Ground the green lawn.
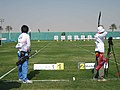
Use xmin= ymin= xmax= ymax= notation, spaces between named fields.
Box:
xmin=0 ymin=40 xmax=120 ymax=90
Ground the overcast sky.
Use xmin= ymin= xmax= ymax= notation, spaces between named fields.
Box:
xmin=0 ymin=0 xmax=120 ymax=32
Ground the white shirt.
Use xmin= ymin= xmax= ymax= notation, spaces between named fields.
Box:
xmin=16 ymin=33 xmax=30 ymax=52
xmin=95 ymin=31 xmax=107 ymax=53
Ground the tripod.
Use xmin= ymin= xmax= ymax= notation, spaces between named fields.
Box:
xmin=105 ymin=37 xmax=120 ymax=77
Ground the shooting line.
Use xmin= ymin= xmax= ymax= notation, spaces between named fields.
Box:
xmin=7 ymin=79 xmax=70 ymax=82
xmin=32 ymin=79 xmax=69 ymax=82
xmin=4 ymin=77 xmax=120 ymax=83
xmin=0 ymin=43 xmax=50 ymax=80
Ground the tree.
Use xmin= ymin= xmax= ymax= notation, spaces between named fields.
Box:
xmin=109 ymin=24 xmax=117 ymax=32
xmin=5 ymin=25 xmax=12 ymax=32
xmin=61 ymin=32 xmax=65 ymax=36
xmin=5 ymin=25 xmax=12 ymax=40
xmin=0 ymin=26 xmax=3 ymax=33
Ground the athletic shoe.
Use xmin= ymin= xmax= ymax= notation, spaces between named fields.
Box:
xmin=23 ymin=80 xmax=33 ymax=83
xmin=19 ymin=79 xmax=23 ymax=81
xmin=98 ymin=78 xmax=107 ymax=82
xmin=92 ymin=77 xmax=98 ymax=81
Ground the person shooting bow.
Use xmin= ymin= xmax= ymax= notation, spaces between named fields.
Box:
xmin=93 ymin=25 xmax=108 ymax=81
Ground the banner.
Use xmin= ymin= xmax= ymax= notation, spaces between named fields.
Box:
xmin=34 ymin=63 xmax=64 ymax=70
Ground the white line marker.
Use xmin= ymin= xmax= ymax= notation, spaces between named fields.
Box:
xmin=0 ymin=67 xmax=17 ymax=80
xmin=5 ymin=79 xmax=70 ymax=82
xmin=29 ymin=43 xmax=50 ymax=58
xmin=32 ymin=79 xmax=70 ymax=82
xmin=4 ymin=78 xmax=120 ymax=83
xmin=0 ymin=43 xmax=50 ymax=80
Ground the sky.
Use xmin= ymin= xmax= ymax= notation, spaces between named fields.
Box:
xmin=0 ymin=0 xmax=120 ymax=32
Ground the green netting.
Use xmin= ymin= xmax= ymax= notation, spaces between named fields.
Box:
xmin=1 ymin=31 xmax=120 ymax=41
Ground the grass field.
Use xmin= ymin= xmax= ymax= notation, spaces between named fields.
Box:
xmin=0 ymin=40 xmax=120 ymax=90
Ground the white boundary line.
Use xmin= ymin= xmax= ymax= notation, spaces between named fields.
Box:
xmin=80 ymin=78 xmax=120 ymax=81
xmin=0 ymin=66 xmax=17 ymax=79
xmin=4 ymin=78 xmax=120 ymax=83
xmin=32 ymin=79 xmax=69 ymax=82
xmin=5 ymin=79 xmax=70 ymax=82
xmin=29 ymin=43 xmax=50 ymax=58
xmin=0 ymin=43 xmax=50 ymax=80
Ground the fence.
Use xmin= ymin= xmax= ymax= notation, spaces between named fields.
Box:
xmin=1 ymin=31 xmax=120 ymax=42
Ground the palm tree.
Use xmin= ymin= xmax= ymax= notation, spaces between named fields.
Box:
xmin=109 ymin=24 xmax=117 ymax=32
xmin=61 ymin=32 xmax=65 ymax=36
xmin=5 ymin=26 xmax=12 ymax=32
xmin=0 ymin=26 xmax=3 ymax=33
xmin=5 ymin=25 xmax=12 ymax=40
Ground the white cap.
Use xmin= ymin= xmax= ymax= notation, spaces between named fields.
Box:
xmin=97 ymin=26 xmax=105 ymax=33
